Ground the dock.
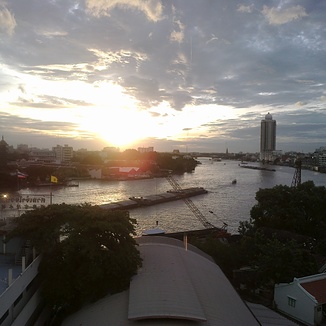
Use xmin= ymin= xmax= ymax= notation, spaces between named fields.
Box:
xmin=100 ymin=187 xmax=208 ymax=211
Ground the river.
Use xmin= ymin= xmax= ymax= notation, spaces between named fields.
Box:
xmin=15 ymin=159 xmax=326 ymax=235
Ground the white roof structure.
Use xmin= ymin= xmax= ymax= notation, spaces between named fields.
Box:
xmin=62 ymin=236 xmax=260 ymax=325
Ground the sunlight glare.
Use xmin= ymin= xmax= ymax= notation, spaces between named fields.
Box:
xmin=80 ymin=106 xmax=153 ymax=147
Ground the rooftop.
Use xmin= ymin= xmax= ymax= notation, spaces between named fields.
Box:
xmin=300 ymin=274 xmax=326 ymax=303
xmin=63 ymin=236 xmax=260 ymax=325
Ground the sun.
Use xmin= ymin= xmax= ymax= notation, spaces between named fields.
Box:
xmin=80 ymin=105 xmax=153 ymax=148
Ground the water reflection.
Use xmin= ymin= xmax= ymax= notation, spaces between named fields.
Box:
xmin=10 ymin=159 xmax=326 ymax=235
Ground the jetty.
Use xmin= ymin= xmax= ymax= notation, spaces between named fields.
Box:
xmin=100 ymin=187 xmax=208 ymax=211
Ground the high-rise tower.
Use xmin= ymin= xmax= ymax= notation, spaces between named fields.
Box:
xmin=260 ymin=112 xmax=276 ymax=162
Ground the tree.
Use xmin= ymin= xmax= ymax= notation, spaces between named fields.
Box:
xmin=240 ymin=231 xmax=317 ymax=287
xmin=192 ymin=235 xmax=246 ymax=280
xmin=156 ymin=153 xmax=199 ymax=173
xmin=9 ymin=204 xmax=142 ymax=315
xmin=247 ymin=181 xmax=326 ymax=239
xmin=234 ymin=181 xmax=325 ymax=291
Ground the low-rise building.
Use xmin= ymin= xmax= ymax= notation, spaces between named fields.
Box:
xmin=29 ymin=148 xmax=56 ymax=163
xmin=274 ymin=273 xmax=326 ymax=325
xmin=318 ymin=153 xmax=326 ymax=167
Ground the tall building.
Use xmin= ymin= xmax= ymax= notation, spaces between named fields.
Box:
xmin=52 ymin=144 xmax=73 ymax=163
xmin=260 ymin=112 xmax=276 ymax=162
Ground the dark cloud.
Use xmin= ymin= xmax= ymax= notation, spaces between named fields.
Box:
xmin=0 ymin=0 xmax=325 ymax=152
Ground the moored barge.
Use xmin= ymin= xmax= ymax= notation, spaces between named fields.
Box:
xmin=100 ymin=187 xmax=208 ymax=211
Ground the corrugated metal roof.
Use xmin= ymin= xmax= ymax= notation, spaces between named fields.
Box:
xmin=128 ymin=243 xmax=207 ymax=321
xmin=62 ymin=236 xmax=260 ymax=325
xmin=246 ymin=302 xmax=299 ymax=325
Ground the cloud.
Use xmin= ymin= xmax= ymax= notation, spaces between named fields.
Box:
xmin=262 ymin=5 xmax=308 ymax=25
xmin=10 ymin=95 xmax=92 ymax=109
xmin=121 ymin=75 xmax=161 ymax=106
xmin=237 ymin=4 xmax=254 ymax=14
xmin=0 ymin=0 xmax=325 ymax=153
xmin=85 ymin=0 xmax=163 ymax=22
xmin=170 ymin=19 xmax=185 ymax=43
xmin=0 ymin=3 xmax=16 ymax=35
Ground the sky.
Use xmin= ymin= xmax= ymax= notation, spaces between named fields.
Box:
xmin=0 ymin=0 xmax=325 ymax=153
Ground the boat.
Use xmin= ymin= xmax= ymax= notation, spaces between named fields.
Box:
xmin=232 ymin=179 xmax=237 ymax=184
xmin=211 ymin=157 xmax=222 ymax=162
xmin=239 ymin=165 xmax=276 ymax=172
xmin=65 ymin=182 xmax=79 ymax=187
xmin=25 ymin=181 xmax=79 ymax=188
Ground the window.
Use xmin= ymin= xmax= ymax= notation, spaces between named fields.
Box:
xmin=14 ymin=293 xmax=23 ymax=306
xmin=0 ymin=310 xmax=9 ymax=324
xmin=288 ymin=296 xmax=296 ymax=307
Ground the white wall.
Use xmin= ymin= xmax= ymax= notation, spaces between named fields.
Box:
xmin=88 ymin=168 xmax=102 ymax=179
xmin=274 ymin=281 xmax=316 ymax=325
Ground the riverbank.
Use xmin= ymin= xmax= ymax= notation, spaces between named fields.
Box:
xmin=4 ymin=159 xmax=325 ymax=235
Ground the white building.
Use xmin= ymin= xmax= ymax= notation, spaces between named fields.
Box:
xmin=88 ymin=168 xmax=102 ymax=179
xmin=29 ymin=148 xmax=56 ymax=163
xmin=0 ymin=236 xmax=47 ymax=326
xmin=274 ymin=273 xmax=326 ymax=325
xmin=52 ymin=144 xmax=73 ymax=163
xmin=260 ymin=113 xmax=276 ymax=162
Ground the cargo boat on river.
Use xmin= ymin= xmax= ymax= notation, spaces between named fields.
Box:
xmin=239 ymin=165 xmax=276 ymax=172
xmin=100 ymin=187 xmax=208 ymax=211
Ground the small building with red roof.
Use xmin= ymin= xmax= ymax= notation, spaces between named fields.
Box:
xmin=274 ymin=273 xmax=326 ymax=325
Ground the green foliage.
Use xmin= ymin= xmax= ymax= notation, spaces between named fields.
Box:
xmin=249 ymin=181 xmax=326 ymax=239
xmin=156 ymin=153 xmax=198 ymax=172
xmin=0 ymin=172 xmax=20 ymax=191
xmin=241 ymin=231 xmax=317 ymax=287
xmin=193 ymin=181 xmax=323 ymax=293
xmin=121 ymin=149 xmax=141 ymax=161
xmin=193 ymin=236 xmax=246 ymax=279
xmin=233 ymin=181 xmax=325 ymax=290
xmin=9 ymin=204 xmax=142 ymax=314
xmin=195 ymin=231 xmax=317 ymax=290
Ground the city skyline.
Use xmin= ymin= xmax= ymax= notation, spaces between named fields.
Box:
xmin=1 ymin=1 xmax=326 ymax=153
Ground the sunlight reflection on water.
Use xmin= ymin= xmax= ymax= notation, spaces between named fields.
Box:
xmin=18 ymin=159 xmax=326 ymax=235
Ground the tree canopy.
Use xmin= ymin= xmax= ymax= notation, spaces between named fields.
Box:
xmin=232 ymin=181 xmax=325 ymax=289
xmin=9 ymin=204 xmax=142 ymax=315
xmin=194 ymin=181 xmax=325 ymax=294
xmin=244 ymin=181 xmax=326 ymax=240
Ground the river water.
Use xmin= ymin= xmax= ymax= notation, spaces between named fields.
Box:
xmin=16 ymin=159 xmax=326 ymax=235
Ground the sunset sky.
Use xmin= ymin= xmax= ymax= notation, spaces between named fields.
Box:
xmin=0 ymin=0 xmax=325 ymax=153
